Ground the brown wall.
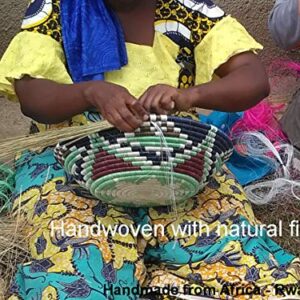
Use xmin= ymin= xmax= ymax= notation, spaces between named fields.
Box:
xmin=0 ymin=1 xmax=26 ymax=57
xmin=0 ymin=1 xmax=30 ymax=139
xmin=1 ymin=0 xmax=299 ymax=62
xmin=218 ymin=0 xmax=299 ymax=64
xmin=0 ymin=0 xmax=299 ymax=138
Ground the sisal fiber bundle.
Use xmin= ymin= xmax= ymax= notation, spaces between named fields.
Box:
xmin=235 ymin=132 xmax=300 ymax=205
xmin=0 ymin=121 xmax=113 ymax=163
xmin=0 ymin=211 xmax=30 ymax=298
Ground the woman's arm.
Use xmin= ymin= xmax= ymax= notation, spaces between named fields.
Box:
xmin=139 ymin=52 xmax=270 ymax=113
xmin=184 ymin=52 xmax=270 ymax=112
xmin=269 ymin=0 xmax=300 ymax=50
xmin=15 ymin=77 xmax=92 ymax=124
xmin=15 ymin=77 xmax=148 ymax=132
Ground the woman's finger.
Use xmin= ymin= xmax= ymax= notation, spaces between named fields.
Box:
xmin=110 ymin=109 xmax=136 ymax=132
xmin=103 ymin=111 xmax=115 ymax=126
xmin=153 ymin=96 xmax=168 ymax=114
xmin=118 ymin=104 xmax=143 ymax=130
xmin=161 ymin=96 xmax=175 ymax=111
xmin=128 ymin=100 xmax=149 ymax=121
xmin=139 ymin=89 xmax=154 ymax=112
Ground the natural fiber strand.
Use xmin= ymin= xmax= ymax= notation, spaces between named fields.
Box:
xmin=150 ymin=121 xmax=177 ymax=206
xmin=231 ymin=100 xmax=287 ymax=143
xmin=235 ymin=132 xmax=300 ymax=205
xmin=0 ymin=165 xmax=15 ymax=214
xmin=0 ymin=210 xmax=30 ymax=298
xmin=0 ymin=120 xmax=113 ymax=162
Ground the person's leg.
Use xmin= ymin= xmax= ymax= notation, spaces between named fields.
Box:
xmin=144 ymin=168 xmax=300 ymax=299
xmin=8 ymin=149 xmax=146 ymax=299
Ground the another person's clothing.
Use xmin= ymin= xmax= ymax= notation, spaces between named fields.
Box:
xmin=1 ymin=0 xmax=300 ymax=299
xmin=269 ymin=0 xmax=300 ymax=49
xmin=281 ymin=89 xmax=300 ymax=149
xmin=269 ymin=0 xmax=300 ymax=148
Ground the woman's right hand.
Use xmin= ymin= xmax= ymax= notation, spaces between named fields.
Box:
xmin=84 ymin=81 xmax=149 ymax=132
xmin=16 ymin=78 xmax=148 ymax=131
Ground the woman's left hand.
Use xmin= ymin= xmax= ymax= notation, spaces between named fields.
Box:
xmin=139 ymin=84 xmax=193 ymax=114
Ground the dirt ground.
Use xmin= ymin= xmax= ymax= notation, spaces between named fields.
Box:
xmin=0 ymin=97 xmax=30 ymax=139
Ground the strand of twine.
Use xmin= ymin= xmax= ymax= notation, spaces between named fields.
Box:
xmin=0 ymin=121 xmax=113 ymax=162
xmin=236 ymin=132 xmax=300 ymax=205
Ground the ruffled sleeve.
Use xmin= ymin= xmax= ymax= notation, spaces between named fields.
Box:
xmin=0 ymin=31 xmax=72 ymax=101
xmin=195 ymin=16 xmax=263 ymax=85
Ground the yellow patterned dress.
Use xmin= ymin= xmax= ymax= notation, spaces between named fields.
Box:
xmin=0 ymin=0 xmax=299 ymax=299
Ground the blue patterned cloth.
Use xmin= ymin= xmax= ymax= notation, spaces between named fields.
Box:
xmin=60 ymin=0 xmax=128 ymax=82
xmin=10 ymin=149 xmax=298 ymax=299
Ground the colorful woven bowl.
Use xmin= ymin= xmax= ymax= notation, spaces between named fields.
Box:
xmin=54 ymin=115 xmax=233 ymax=207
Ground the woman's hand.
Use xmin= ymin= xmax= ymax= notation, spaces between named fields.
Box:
xmin=84 ymin=81 xmax=148 ymax=132
xmin=16 ymin=78 xmax=148 ymax=131
xmin=138 ymin=53 xmax=269 ymax=114
xmin=139 ymin=84 xmax=194 ymax=114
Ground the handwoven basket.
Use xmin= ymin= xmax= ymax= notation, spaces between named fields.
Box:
xmin=54 ymin=115 xmax=233 ymax=207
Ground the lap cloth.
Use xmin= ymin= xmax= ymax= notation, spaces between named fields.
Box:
xmin=9 ymin=148 xmax=300 ymax=300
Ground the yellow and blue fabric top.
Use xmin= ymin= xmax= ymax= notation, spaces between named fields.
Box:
xmin=0 ymin=0 xmax=262 ymax=103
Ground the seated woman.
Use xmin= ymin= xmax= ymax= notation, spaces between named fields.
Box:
xmin=0 ymin=0 xmax=299 ymax=299
xmin=269 ymin=0 xmax=300 ymax=149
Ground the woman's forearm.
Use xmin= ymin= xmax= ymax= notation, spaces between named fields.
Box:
xmin=15 ymin=77 xmax=148 ymax=132
xmin=189 ymin=65 xmax=269 ymax=112
xmin=15 ymin=77 xmax=92 ymax=124
xmin=188 ymin=54 xmax=270 ymax=112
